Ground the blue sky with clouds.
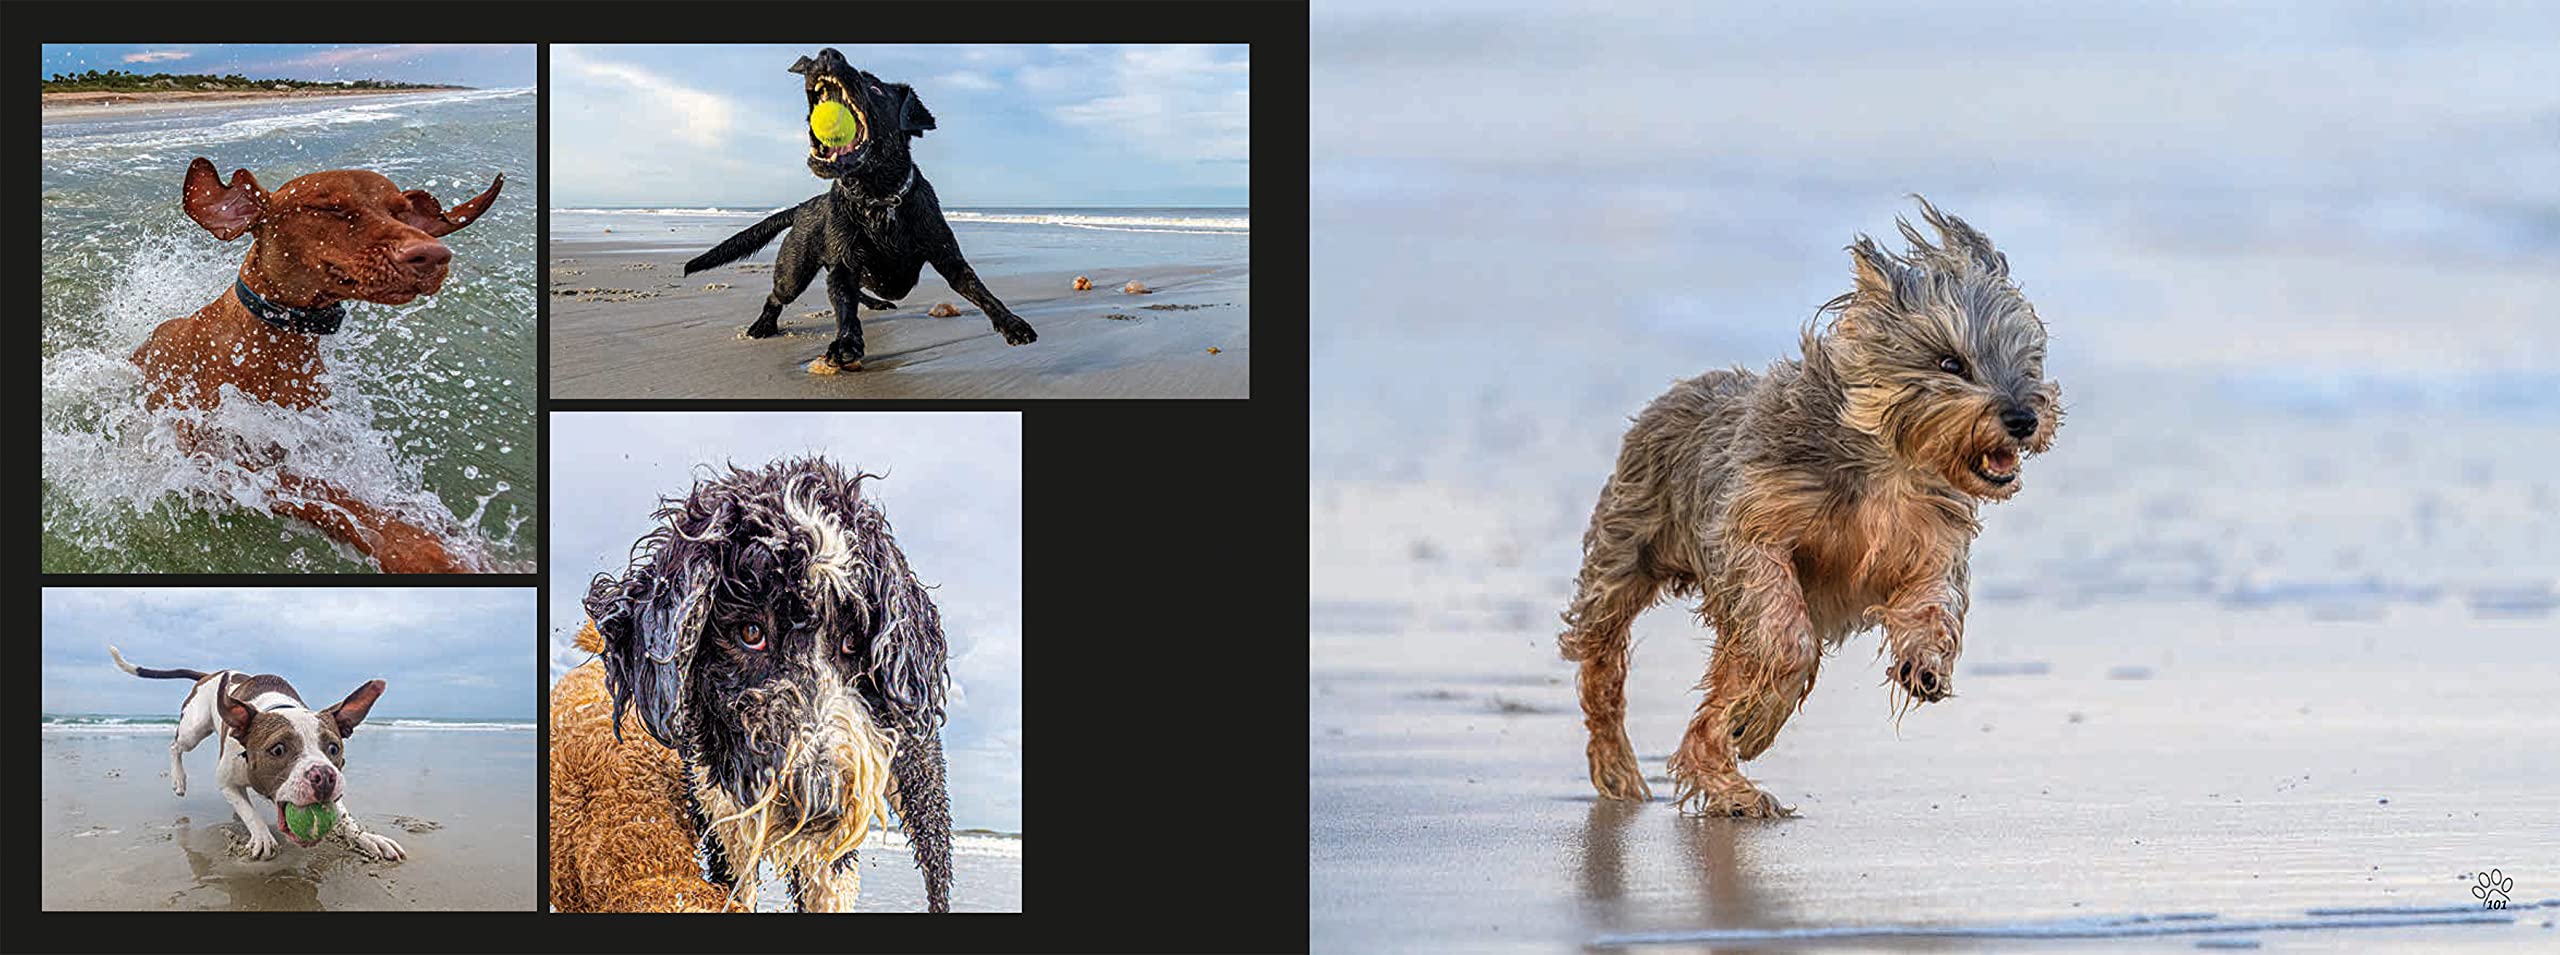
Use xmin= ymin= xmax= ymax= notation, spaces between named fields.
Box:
xmin=42 ymin=588 xmax=535 ymax=720
xmin=41 ymin=44 xmax=532 ymax=89
xmin=549 ymin=411 xmax=1021 ymax=832
xmin=551 ymin=44 xmax=1248 ymax=208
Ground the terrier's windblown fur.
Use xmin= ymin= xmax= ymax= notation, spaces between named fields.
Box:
xmin=1559 ymin=198 xmax=2061 ymax=817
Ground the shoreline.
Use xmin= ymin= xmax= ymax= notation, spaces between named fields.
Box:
xmin=42 ymin=87 xmax=462 ymax=120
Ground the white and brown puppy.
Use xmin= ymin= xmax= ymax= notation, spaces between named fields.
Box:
xmin=109 ymin=645 xmax=406 ymax=861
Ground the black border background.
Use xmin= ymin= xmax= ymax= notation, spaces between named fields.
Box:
xmin=14 ymin=4 xmax=1310 ymax=952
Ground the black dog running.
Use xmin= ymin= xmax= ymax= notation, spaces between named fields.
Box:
xmin=685 ymin=48 xmax=1038 ymax=372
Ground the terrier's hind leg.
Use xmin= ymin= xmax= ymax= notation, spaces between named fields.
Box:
xmin=1670 ymin=544 xmax=1815 ymax=818
xmin=1559 ymin=506 xmax=1668 ymax=801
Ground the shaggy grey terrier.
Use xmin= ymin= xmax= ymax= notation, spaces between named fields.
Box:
xmin=1559 ymin=198 xmax=2062 ymax=817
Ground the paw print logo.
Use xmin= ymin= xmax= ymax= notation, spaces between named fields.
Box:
xmin=2471 ymin=868 xmax=2513 ymax=910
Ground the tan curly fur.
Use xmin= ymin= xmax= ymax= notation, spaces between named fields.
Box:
xmin=550 ymin=622 xmax=742 ymax=912
xmin=1558 ymin=197 xmax=2063 ymax=818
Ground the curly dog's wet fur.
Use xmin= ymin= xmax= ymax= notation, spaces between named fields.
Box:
xmin=1559 ymin=198 xmax=2062 ymax=818
xmin=551 ymin=456 xmax=954 ymax=911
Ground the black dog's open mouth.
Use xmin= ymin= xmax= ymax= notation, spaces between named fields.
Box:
xmin=807 ymin=73 xmax=868 ymax=165
xmin=1971 ymin=446 xmax=2021 ymax=486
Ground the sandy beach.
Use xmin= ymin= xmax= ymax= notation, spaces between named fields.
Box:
xmin=548 ymin=235 xmax=1248 ymax=400
xmin=40 ymin=726 xmax=535 ymax=911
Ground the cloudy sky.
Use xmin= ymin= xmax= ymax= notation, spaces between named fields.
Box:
xmin=551 ymin=44 xmax=1249 ymax=208
xmin=550 ymin=411 xmax=1021 ymax=832
xmin=41 ymin=44 xmax=531 ymax=89
xmin=42 ymin=588 xmax=534 ymax=720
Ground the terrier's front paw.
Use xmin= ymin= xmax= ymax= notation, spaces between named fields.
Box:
xmin=1892 ymin=651 xmax=1955 ymax=703
xmin=353 ymin=831 xmax=407 ymax=861
xmin=1675 ymin=778 xmax=1796 ymax=819
xmin=1586 ymin=737 xmax=1653 ymax=802
xmin=241 ymin=828 xmax=278 ymax=859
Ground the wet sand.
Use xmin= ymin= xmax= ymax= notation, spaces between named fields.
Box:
xmin=41 ymin=728 xmax=535 ymax=911
xmin=1310 ymin=589 xmax=2560 ymax=951
xmin=741 ymin=829 xmax=1026 ymax=913
xmin=547 ymin=242 xmax=1248 ymax=399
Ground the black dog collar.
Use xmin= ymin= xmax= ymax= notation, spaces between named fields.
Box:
xmin=234 ymin=276 xmax=346 ymax=335
xmin=855 ymin=167 xmax=918 ymax=209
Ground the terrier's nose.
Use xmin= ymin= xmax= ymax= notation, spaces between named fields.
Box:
xmin=2000 ymin=405 xmax=2037 ymax=439
xmin=396 ymin=239 xmax=452 ymax=271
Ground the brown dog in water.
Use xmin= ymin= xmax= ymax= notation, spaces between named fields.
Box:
xmin=130 ymin=157 xmax=502 ymax=573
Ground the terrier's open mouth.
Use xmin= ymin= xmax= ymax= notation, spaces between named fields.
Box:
xmin=1971 ymin=446 xmax=2021 ymax=486
xmin=274 ymin=800 xmax=320 ymax=847
xmin=806 ymin=75 xmax=867 ymax=163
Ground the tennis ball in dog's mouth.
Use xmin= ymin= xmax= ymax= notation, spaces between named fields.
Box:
xmin=284 ymin=802 xmax=339 ymax=843
xmin=811 ymin=100 xmax=861 ymax=149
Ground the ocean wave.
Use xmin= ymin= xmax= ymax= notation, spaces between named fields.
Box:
xmin=553 ymin=207 xmax=774 ymax=218
xmin=945 ymin=211 xmax=1248 ymax=234
xmin=873 ymin=828 xmax=1025 ymax=858
xmin=42 ymin=87 xmax=533 ymax=161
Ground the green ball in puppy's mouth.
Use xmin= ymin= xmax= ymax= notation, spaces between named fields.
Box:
xmin=281 ymin=801 xmax=339 ymax=844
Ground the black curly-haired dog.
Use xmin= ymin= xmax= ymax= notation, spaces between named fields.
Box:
xmin=684 ymin=47 xmax=1038 ymax=373
xmin=580 ymin=456 xmax=952 ymax=912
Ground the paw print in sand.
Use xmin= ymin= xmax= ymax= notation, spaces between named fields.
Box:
xmin=2471 ymin=868 xmax=2512 ymax=909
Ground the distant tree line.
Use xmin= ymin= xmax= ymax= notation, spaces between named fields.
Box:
xmin=41 ymin=69 xmax=460 ymax=93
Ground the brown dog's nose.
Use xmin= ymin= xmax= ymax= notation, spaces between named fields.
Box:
xmin=397 ymin=239 xmax=452 ymax=272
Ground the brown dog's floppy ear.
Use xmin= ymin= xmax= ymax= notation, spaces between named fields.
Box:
xmin=215 ymin=674 xmax=258 ymax=742
xmin=890 ymin=84 xmax=936 ymax=138
xmin=182 ymin=157 xmax=266 ymax=241
xmin=400 ymin=174 xmax=504 ymax=238
xmin=322 ymin=680 xmax=387 ymax=737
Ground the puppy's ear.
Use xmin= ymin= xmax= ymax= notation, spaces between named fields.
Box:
xmin=587 ymin=552 xmax=708 ymax=749
xmin=1909 ymin=195 xmax=2007 ymax=277
xmin=216 ymin=675 xmax=257 ymax=742
xmin=322 ymin=680 xmax=387 ymax=737
xmin=859 ymin=508 xmax=951 ymax=727
xmin=1848 ymin=234 xmax=1901 ymax=301
xmin=891 ymin=84 xmax=936 ymax=138
xmin=182 ymin=158 xmax=266 ymax=241
xmin=399 ymin=174 xmax=504 ymax=237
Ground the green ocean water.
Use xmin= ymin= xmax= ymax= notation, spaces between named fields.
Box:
xmin=40 ymin=89 xmax=537 ymax=572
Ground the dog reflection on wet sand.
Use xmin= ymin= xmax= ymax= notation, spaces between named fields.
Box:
xmin=1560 ymin=198 xmax=2062 ymax=817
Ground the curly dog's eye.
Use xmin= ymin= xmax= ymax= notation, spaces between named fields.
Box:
xmin=840 ymin=634 xmax=860 ymax=657
xmin=738 ymin=623 xmax=766 ymax=650
xmin=1937 ymin=355 xmax=1966 ymax=377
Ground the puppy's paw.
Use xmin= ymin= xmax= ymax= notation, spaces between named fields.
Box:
xmin=241 ymin=828 xmax=278 ymax=859
xmin=1891 ymin=652 xmax=1956 ymax=703
xmin=172 ymin=779 xmax=186 ymax=798
xmin=996 ymin=316 xmax=1038 ymax=345
xmin=1675 ymin=778 xmax=1796 ymax=819
xmin=353 ymin=831 xmax=407 ymax=861
xmin=1586 ymin=737 xmax=1653 ymax=802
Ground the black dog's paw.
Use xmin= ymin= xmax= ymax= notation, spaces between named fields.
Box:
xmin=741 ymin=319 xmax=783 ymax=339
xmin=859 ymin=293 xmax=897 ymax=310
xmin=997 ymin=317 xmax=1038 ymax=346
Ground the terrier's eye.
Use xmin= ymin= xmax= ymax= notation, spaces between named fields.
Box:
xmin=268 ymin=743 xmax=287 ymax=757
xmin=326 ymin=742 xmax=340 ymax=756
xmin=1937 ymin=355 xmax=1967 ymax=377
xmin=738 ymin=623 xmax=766 ymax=650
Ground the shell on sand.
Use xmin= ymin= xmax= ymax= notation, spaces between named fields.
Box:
xmin=927 ymin=302 xmax=961 ymax=317
xmin=808 ymin=358 xmax=860 ymax=375
xmin=1072 ymin=275 xmax=1093 ymax=291
xmin=1123 ymin=280 xmax=1152 ymax=294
